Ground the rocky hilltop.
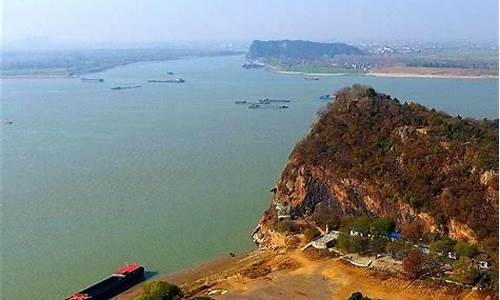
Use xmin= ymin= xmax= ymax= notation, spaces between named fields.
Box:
xmin=253 ymin=85 xmax=498 ymax=258
xmin=246 ymin=40 xmax=364 ymax=60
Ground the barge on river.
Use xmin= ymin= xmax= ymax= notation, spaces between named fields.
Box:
xmin=66 ymin=264 xmax=145 ymax=300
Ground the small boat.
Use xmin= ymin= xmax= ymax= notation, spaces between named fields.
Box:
xmin=248 ymin=103 xmax=260 ymax=109
xmin=111 ymin=85 xmax=141 ymax=90
xmin=4 ymin=119 xmax=13 ymax=125
xmin=81 ymin=78 xmax=104 ymax=82
xmin=258 ymin=98 xmax=291 ymax=104
xmin=66 ymin=264 xmax=145 ymax=300
xmin=304 ymin=77 xmax=320 ymax=81
xmin=147 ymin=78 xmax=185 ymax=83
xmin=319 ymin=94 xmax=330 ymax=100
xmin=279 ymin=105 xmax=289 ymax=109
xmin=234 ymin=100 xmax=247 ymax=104
xmin=167 ymin=72 xmax=174 ymax=75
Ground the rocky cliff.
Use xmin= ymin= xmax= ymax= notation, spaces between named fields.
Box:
xmin=253 ymin=85 xmax=498 ymax=257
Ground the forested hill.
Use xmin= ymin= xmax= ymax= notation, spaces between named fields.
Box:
xmin=246 ymin=40 xmax=364 ymax=60
xmin=254 ymin=84 xmax=498 ymax=263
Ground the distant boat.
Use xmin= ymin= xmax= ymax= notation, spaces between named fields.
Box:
xmin=305 ymin=77 xmax=320 ymax=81
xmin=234 ymin=100 xmax=247 ymax=104
xmin=319 ymin=94 xmax=331 ymax=100
xmin=248 ymin=103 xmax=260 ymax=109
xmin=111 ymin=85 xmax=141 ymax=90
xmin=4 ymin=119 xmax=13 ymax=125
xmin=167 ymin=71 xmax=174 ymax=75
xmin=258 ymin=98 xmax=291 ymax=104
xmin=81 ymin=78 xmax=104 ymax=82
xmin=148 ymin=78 xmax=185 ymax=83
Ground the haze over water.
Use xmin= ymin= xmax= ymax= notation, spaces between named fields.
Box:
xmin=2 ymin=55 xmax=498 ymax=299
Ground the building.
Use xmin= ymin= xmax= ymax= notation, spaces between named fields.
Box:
xmin=311 ymin=231 xmax=339 ymax=249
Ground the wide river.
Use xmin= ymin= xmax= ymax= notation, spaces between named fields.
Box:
xmin=1 ymin=55 xmax=498 ymax=299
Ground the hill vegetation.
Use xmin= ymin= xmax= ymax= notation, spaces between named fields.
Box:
xmin=246 ymin=40 xmax=364 ymax=60
xmin=253 ymin=84 xmax=498 ymax=289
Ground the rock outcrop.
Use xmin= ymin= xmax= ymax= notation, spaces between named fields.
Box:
xmin=253 ymin=85 xmax=498 ymax=257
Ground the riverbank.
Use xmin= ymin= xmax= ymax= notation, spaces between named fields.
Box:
xmin=265 ymin=64 xmax=499 ymax=79
xmin=115 ymin=248 xmax=488 ymax=300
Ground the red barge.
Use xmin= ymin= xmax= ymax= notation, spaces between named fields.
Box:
xmin=66 ymin=264 xmax=145 ymax=300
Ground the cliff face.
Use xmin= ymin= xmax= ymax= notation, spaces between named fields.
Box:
xmin=253 ymin=85 xmax=498 ymax=255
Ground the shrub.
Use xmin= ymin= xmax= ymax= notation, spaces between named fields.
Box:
xmin=452 ymin=257 xmax=480 ymax=285
xmin=304 ymin=227 xmax=321 ymax=242
xmin=274 ymin=219 xmax=299 ymax=234
xmin=403 ymin=249 xmax=424 ymax=280
xmin=429 ymin=238 xmax=456 ymax=256
xmin=371 ymin=218 xmax=396 ymax=237
xmin=347 ymin=291 xmax=372 ymax=300
xmin=134 ymin=281 xmax=182 ymax=300
xmin=453 ymin=241 xmax=477 ymax=258
xmin=385 ymin=239 xmax=410 ymax=257
xmin=336 ymin=234 xmax=366 ymax=253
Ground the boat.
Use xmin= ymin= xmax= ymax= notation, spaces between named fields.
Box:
xmin=111 ymin=85 xmax=141 ymax=90
xmin=66 ymin=264 xmax=145 ymax=300
xmin=167 ymin=72 xmax=174 ymax=75
xmin=258 ymin=98 xmax=291 ymax=104
xmin=304 ymin=77 xmax=320 ymax=81
xmin=81 ymin=78 xmax=104 ymax=82
xmin=147 ymin=78 xmax=185 ymax=83
xmin=248 ymin=103 xmax=260 ymax=109
xmin=319 ymin=94 xmax=331 ymax=100
xmin=234 ymin=100 xmax=247 ymax=104
xmin=4 ymin=119 xmax=13 ymax=125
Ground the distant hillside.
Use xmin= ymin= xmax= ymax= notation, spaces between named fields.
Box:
xmin=247 ymin=40 xmax=364 ymax=60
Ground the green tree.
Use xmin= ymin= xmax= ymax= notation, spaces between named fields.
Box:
xmin=452 ymin=257 xmax=479 ymax=285
xmin=385 ymin=239 xmax=410 ymax=257
xmin=348 ymin=291 xmax=372 ymax=300
xmin=336 ymin=234 xmax=366 ymax=253
xmin=369 ymin=238 xmax=387 ymax=253
xmin=350 ymin=216 xmax=373 ymax=236
xmin=429 ymin=239 xmax=456 ymax=256
xmin=453 ymin=241 xmax=476 ymax=258
xmin=134 ymin=281 xmax=182 ymax=300
xmin=371 ymin=218 xmax=395 ymax=237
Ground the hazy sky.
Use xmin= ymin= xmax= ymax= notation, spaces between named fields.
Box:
xmin=2 ymin=0 xmax=498 ymax=47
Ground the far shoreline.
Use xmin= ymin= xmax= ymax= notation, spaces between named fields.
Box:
xmin=265 ymin=65 xmax=499 ymax=80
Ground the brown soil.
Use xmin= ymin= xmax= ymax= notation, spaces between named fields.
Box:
xmin=115 ymin=248 xmax=488 ymax=300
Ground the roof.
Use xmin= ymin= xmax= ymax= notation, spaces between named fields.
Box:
xmin=68 ymin=294 xmax=91 ymax=300
xmin=389 ymin=232 xmax=401 ymax=239
xmin=113 ymin=264 xmax=141 ymax=275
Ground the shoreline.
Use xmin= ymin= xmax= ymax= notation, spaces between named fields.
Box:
xmin=1 ymin=53 xmax=245 ymax=79
xmin=265 ymin=65 xmax=499 ymax=80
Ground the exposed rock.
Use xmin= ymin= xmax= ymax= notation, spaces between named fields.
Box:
xmin=253 ymin=85 xmax=498 ymax=255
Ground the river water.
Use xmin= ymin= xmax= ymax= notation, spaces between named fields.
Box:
xmin=1 ymin=55 xmax=498 ymax=299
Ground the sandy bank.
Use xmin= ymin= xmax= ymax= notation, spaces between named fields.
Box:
xmin=115 ymin=248 xmax=487 ymax=300
xmin=265 ymin=65 xmax=498 ymax=79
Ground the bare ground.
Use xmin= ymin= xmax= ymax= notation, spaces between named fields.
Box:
xmin=116 ymin=248 xmax=489 ymax=300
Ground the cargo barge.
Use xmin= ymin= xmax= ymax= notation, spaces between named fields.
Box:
xmin=66 ymin=264 xmax=145 ymax=300
xmin=81 ymin=78 xmax=104 ymax=82
xmin=111 ymin=85 xmax=141 ymax=90
xmin=147 ymin=78 xmax=185 ymax=83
